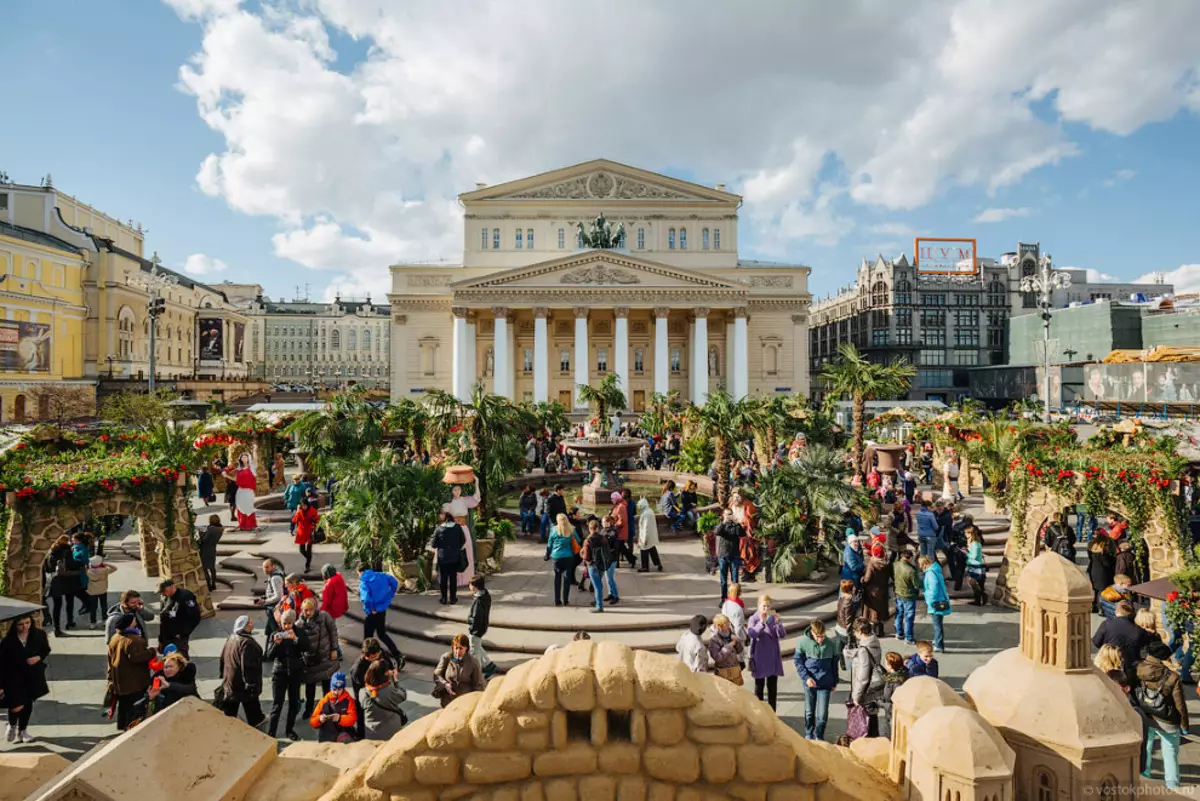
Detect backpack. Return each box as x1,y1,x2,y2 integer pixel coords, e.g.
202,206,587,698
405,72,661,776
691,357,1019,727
1135,681,1180,724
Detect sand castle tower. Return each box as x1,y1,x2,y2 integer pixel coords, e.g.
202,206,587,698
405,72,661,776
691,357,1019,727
906,706,1015,801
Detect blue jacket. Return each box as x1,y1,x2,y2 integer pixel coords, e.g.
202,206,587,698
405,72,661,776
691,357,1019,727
359,570,398,614
792,631,840,690
840,542,864,582
546,527,575,560
923,564,951,616
916,508,938,540
905,652,939,678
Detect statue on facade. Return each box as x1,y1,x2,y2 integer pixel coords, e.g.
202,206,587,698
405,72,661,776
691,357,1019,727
576,213,626,249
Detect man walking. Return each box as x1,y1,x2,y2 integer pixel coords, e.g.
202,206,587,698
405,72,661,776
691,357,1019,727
358,562,402,662
915,500,938,560
220,615,266,728
255,558,286,637
158,579,201,658
467,575,497,679
892,549,919,644
793,619,840,740
713,510,745,605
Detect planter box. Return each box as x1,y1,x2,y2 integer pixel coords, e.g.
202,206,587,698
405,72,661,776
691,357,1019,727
393,557,432,588
789,555,818,582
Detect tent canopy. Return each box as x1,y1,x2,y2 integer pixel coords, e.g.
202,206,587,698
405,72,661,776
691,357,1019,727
0,596,42,624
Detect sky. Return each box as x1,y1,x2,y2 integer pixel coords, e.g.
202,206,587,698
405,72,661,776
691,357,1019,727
3,0,1200,303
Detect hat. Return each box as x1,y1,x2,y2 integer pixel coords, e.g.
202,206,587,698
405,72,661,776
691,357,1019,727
1147,641,1174,661
869,525,881,536
157,578,175,591
610,491,622,505
870,545,885,558
330,671,347,690
163,643,178,656
233,615,251,634
89,555,104,568
115,612,139,633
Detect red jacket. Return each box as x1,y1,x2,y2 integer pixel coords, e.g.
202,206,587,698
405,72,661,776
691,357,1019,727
293,506,319,545
321,572,349,619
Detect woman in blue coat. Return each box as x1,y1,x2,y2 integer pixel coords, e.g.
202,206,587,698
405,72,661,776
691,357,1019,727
920,554,951,652
840,534,865,588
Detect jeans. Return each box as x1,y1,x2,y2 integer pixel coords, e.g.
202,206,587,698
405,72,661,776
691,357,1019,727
755,676,778,711
469,632,492,669
7,702,32,730
803,686,831,740
520,510,536,535
1167,625,1195,681
1077,513,1096,543
894,598,916,642
539,514,550,542
553,557,574,605
363,610,401,659
930,614,945,651
605,563,620,601
718,556,740,603
667,510,684,531
438,558,458,603
265,604,279,638
269,676,302,736
88,592,107,624
918,537,935,560
1144,727,1181,788
588,566,605,610
202,557,218,590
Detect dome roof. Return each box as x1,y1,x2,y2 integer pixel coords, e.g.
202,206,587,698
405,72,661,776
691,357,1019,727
1018,551,1094,603
891,676,968,720
909,706,1015,780
964,648,1143,752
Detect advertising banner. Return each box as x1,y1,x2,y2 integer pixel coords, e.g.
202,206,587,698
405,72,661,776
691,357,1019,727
1082,363,1200,404
0,320,51,372
198,318,224,360
915,237,978,276
233,323,245,363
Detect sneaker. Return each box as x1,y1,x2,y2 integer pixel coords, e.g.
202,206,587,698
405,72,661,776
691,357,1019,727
483,663,497,679
90,621,101,630
5,724,15,742
286,730,300,742
604,595,615,603
591,607,603,613
19,730,34,743
609,597,619,605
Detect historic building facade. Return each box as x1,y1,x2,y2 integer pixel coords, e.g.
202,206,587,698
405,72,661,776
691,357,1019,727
387,160,811,409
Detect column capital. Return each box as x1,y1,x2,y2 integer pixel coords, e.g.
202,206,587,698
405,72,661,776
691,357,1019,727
734,307,749,319
491,306,509,318
613,307,630,319
452,307,469,319
573,307,590,319
693,307,711,319
533,307,549,319
653,307,671,319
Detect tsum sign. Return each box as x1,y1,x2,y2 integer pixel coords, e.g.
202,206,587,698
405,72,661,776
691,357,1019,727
914,237,978,276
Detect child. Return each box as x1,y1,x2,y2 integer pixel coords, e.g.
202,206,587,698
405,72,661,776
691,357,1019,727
905,640,939,678
1100,574,1134,619
86,555,118,630
879,651,910,738
467,575,497,679
310,671,359,742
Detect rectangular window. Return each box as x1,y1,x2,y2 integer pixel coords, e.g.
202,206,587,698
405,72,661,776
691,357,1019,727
527,228,534,249
636,228,645,249
954,310,979,327
523,348,533,373
515,229,523,249
954,328,980,347
922,328,946,346
918,369,953,387
493,229,500,249
872,329,890,346
670,347,682,372
920,349,946,366
558,228,565,249
987,328,1004,348
919,309,946,328
481,227,488,249
952,350,979,366
559,350,570,372
713,228,720,249
896,327,913,345
597,347,608,372
871,310,890,328
896,309,912,327
895,292,911,306
633,347,645,372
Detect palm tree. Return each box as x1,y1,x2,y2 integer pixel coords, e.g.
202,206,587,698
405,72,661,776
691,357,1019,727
286,388,385,477
576,373,628,429
684,389,761,505
964,417,1027,507
425,383,537,520
640,391,682,438
384,398,431,457
820,343,915,479
519,401,570,439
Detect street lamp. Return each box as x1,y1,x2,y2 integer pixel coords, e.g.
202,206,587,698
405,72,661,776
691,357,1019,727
1019,255,1071,424
129,252,177,393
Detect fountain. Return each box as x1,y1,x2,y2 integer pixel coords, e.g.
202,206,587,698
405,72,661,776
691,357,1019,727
562,436,644,506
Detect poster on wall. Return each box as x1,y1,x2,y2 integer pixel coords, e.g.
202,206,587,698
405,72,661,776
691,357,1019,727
0,321,52,372
233,323,245,363
198,318,223,360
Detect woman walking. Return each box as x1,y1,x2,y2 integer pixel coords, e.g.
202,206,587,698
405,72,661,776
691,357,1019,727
292,496,320,574
433,634,485,709
547,513,576,606
265,609,308,740
297,598,340,719
518,485,538,537
1,614,51,743
636,498,662,572
106,612,154,731
859,545,891,636
198,514,223,592
920,555,952,652
965,526,988,606
746,595,786,710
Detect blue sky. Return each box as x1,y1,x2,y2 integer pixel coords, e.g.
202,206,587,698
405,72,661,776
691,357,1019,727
3,0,1199,302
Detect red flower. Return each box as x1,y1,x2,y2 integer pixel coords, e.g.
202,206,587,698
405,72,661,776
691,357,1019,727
140,451,148,458
100,434,110,442
15,443,26,450
15,487,36,499
1167,591,1180,603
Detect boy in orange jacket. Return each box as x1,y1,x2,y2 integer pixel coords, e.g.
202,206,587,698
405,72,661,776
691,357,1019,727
310,671,358,742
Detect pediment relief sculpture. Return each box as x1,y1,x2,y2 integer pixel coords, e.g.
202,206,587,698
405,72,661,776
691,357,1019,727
508,171,692,201
560,265,642,285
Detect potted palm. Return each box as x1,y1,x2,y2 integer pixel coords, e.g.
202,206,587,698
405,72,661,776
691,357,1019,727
820,344,914,480
576,373,628,434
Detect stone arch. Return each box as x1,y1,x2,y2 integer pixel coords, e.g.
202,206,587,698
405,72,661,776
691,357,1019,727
993,486,1186,606
3,481,214,620
331,641,903,801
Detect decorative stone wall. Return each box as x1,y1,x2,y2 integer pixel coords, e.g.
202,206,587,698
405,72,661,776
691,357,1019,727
992,487,1185,607
323,640,903,801
3,478,215,620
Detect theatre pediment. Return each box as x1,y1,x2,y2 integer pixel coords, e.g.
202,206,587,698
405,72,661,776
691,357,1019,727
459,159,740,204
450,252,745,292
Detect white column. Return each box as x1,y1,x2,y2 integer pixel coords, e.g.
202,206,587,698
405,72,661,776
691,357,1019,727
733,307,749,399
492,307,510,398
533,307,549,403
725,315,735,393
452,307,470,400
466,316,477,390
573,307,589,409
614,307,629,409
691,308,710,404
793,311,810,397
654,307,669,397
506,311,517,399
389,313,406,402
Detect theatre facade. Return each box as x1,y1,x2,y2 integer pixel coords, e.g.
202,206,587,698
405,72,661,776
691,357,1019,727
388,160,811,410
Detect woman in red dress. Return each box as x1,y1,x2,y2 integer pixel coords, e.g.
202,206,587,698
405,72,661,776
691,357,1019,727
224,454,259,531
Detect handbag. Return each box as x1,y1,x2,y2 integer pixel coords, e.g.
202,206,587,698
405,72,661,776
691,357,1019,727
932,600,951,613
211,684,227,708
846,702,871,740
457,548,470,574
715,664,744,686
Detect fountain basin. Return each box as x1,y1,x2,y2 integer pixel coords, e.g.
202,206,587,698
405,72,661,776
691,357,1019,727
562,436,644,506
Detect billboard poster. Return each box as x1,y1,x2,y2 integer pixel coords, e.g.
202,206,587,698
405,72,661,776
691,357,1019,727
1081,363,1200,404
915,237,978,276
0,320,52,372
233,323,245,363
198,318,224,360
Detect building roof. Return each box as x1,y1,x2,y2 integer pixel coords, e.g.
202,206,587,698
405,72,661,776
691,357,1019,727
909,706,1015,781
92,237,231,302
1017,551,1094,602
0,220,85,257
262,299,389,315
891,676,968,720
1103,346,1200,364
737,259,810,270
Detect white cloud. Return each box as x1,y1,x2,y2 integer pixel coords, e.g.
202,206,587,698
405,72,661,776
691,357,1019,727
182,253,228,275
870,222,918,238
1085,268,1117,283
973,207,1032,223
167,0,1200,292
1102,168,1137,187
1137,265,1200,294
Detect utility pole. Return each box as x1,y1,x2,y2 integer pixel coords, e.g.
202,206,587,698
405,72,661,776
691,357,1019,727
132,252,177,395
1020,255,1071,424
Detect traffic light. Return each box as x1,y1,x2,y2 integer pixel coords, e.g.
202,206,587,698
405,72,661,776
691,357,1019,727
147,297,166,318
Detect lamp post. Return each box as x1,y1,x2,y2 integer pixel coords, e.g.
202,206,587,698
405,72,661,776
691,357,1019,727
129,252,177,394
1019,255,1071,424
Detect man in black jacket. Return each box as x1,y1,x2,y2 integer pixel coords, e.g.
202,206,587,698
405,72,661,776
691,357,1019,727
1093,600,1157,685
158,579,201,657
547,485,568,522
714,510,745,605
432,512,467,605
467,575,496,678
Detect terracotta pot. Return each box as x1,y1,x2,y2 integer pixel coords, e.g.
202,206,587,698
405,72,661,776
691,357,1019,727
443,464,476,485
874,444,906,475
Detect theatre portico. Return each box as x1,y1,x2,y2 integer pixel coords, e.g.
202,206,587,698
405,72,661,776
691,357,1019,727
388,159,812,409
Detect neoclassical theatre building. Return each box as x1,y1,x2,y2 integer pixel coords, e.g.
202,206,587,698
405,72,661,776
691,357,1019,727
388,160,811,410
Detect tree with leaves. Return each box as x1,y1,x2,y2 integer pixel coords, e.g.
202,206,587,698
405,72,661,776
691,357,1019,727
820,343,914,479
25,385,95,425
641,391,683,438
684,389,760,505
98,389,181,428
384,398,431,458
964,417,1027,504
285,387,385,478
576,373,628,429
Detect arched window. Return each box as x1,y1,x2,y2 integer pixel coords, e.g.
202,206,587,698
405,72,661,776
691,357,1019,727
680,228,688,249
515,229,523,249
492,229,500,249
636,228,645,249
1034,768,1057,801
331,330,341,350
714,228,721,249
871,281,889,307
362,329,371,349
702,228,710,250
668,228,676,249
527,228,534,249
557,228,565,249
481,227,488,249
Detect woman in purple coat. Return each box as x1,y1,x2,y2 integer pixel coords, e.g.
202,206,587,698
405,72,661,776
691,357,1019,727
746,593,786,710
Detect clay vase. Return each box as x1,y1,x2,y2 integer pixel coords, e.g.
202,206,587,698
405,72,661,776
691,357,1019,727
875,444,906,476
443,464,476,485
